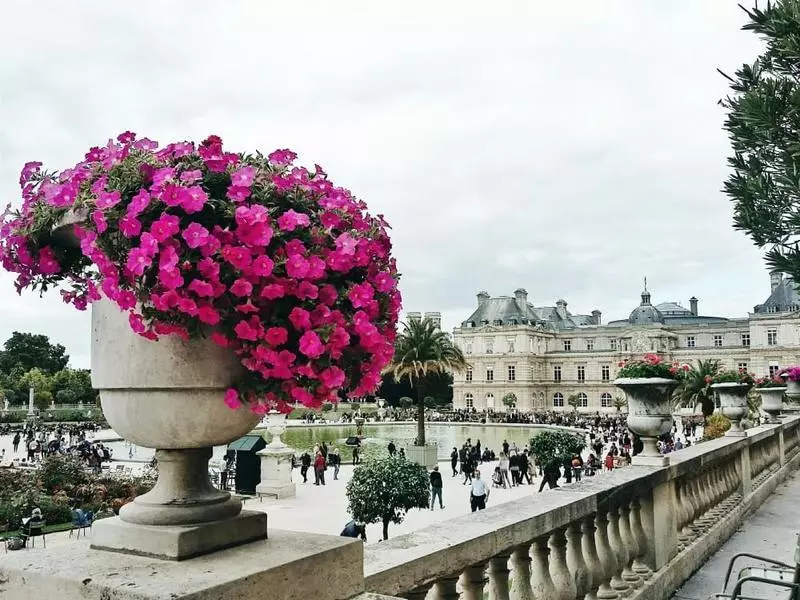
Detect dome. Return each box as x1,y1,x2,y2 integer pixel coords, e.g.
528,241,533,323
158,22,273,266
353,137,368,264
628,288,664,325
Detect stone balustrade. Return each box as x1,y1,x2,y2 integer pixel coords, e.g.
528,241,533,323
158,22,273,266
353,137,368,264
364,417,800,600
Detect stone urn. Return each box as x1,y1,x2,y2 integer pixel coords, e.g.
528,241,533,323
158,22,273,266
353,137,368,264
757,387,786,424
711,382,751,437
614,378,679,466
264,409,288,449
89,299,267,559
377,399,387,421
785,379,800,403
256,410,295,499
355,416,365,437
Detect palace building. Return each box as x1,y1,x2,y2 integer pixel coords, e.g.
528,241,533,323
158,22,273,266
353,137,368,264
451,272,800,413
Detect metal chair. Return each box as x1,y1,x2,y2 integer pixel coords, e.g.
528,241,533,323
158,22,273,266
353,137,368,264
714,534,800,599
23,518,46,548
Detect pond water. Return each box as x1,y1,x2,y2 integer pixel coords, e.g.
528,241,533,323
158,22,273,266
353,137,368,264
105,422,573,464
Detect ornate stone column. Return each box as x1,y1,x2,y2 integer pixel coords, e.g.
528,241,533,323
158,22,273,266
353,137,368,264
509,544,534,600
548,528,577,600
566,521,592,599
488,554,511,600
530,536,557,599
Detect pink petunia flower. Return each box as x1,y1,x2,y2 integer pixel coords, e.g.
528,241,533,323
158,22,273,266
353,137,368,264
277,209,311,232
298,331,324,358
224,388,242,409
182,223,211,249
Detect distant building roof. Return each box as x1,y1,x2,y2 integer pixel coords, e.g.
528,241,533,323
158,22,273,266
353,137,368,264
462,294,595,331
754,277,800,314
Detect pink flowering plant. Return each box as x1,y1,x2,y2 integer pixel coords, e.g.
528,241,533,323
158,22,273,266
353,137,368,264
779,366,800,382
0,133,401,414
709,369,755,386
616,353,690,379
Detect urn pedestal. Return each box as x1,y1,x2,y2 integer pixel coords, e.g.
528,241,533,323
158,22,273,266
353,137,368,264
404,443,439,469
614,378,679,466
89,299,268,560
712,382,751,437
255,411,296,499
757,387,786,424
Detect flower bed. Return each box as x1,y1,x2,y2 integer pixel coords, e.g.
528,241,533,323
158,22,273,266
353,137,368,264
616,353,689,379
0,133,401,413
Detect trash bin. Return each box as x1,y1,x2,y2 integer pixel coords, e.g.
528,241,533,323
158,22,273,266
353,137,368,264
227,435,266,495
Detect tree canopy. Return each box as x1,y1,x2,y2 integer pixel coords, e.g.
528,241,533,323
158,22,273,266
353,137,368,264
529,430,586,468
0,332,69,375
721,1,800,279
384,318,468,445
345,455,430,540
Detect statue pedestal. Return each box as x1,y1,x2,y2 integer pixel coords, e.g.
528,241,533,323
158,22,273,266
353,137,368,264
256,446,296,499
404,443,438,469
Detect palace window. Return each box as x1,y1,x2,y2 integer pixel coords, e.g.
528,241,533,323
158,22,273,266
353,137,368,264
507,365,516,381
769,363,780,378
507,337,515,353
601,365,610,382
486,368,494,382
553,392,564,408
466,343,473,354
553,365,562,383
465,367,473,383
465,393,473,410
578,392,588,408
610,338,618,351
486,339,494,354
601,392,613,408
586,339,594,351
768,329,778,346
686,336,696,348
713,334,723,348
737,362,748,373
563,340,572,352
577,365,586,383
486,393,495,408
741,333,750,348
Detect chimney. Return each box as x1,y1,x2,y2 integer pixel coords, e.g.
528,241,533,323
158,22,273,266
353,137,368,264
591,309,602,325
689,297,698,317
423,311,441,329
555,299,568,320
771,270,783,293
477,290,490,307
514,288,528,310
407,312,421,323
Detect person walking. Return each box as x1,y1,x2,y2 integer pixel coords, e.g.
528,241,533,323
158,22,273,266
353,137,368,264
352,438,361,465
314,451,326,485
498,452,512,488
12,432,20,454
300,451,311,483
387,441,396,456
469,470,489,512
429,466,444,510
330,447,341,480
462,452,473,485
450,447,459,477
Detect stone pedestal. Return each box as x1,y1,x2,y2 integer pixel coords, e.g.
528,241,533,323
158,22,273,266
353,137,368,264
256,446,296,499
91,510,268,560
404,443,438,469
0,529,363,600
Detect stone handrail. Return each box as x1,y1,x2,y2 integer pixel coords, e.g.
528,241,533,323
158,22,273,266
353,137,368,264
363,416,800,600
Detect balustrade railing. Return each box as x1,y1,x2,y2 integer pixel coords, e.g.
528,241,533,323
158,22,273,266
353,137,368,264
363,417,800,600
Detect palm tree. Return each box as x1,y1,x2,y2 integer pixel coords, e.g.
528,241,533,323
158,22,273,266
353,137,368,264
384,318,469,446
673,359,721,420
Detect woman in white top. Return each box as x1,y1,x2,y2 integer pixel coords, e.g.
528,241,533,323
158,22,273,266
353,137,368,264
498,453,512,488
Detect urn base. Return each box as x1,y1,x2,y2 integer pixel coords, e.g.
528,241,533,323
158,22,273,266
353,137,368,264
631,454,669,467
91,510,268,560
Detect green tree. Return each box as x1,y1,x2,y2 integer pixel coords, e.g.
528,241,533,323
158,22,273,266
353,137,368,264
384,318,468,446
398,397,414,410
673,359,721,419
613,396,628,412
721,1,800,279
345,455,430,540
502,392,517,410
529,431,586,469
0,332,69,375
567,393,580,412
51,368,95,405
19,368,53,410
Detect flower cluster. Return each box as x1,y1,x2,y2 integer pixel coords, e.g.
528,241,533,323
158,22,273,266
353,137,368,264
754,376,785,389
616,353,689,379
779,365,800,382
0,133,401,413
709,369,755,386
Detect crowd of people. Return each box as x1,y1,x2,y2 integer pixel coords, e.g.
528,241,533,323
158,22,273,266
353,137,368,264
0,422,113,471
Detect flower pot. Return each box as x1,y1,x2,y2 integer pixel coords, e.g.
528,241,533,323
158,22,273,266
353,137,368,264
786,380,800,404
614,378,679,464
91,299,260,526
711,382,751,437
756,387,785,424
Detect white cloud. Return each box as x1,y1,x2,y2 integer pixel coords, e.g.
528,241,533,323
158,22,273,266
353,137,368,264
0,0,771,366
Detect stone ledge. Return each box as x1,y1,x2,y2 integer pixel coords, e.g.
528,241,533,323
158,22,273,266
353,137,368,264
0,529,363,600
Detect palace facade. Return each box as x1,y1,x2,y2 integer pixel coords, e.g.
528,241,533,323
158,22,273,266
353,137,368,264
451,272,800,413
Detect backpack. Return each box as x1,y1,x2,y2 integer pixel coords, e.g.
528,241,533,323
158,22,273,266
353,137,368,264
6,537,24,551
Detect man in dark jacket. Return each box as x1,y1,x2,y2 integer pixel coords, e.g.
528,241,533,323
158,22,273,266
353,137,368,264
300,452,311,483
340,520,366,541
429,466,444,510
450,447,459,477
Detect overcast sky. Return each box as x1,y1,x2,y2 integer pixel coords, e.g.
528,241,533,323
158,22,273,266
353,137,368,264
0,1,769,368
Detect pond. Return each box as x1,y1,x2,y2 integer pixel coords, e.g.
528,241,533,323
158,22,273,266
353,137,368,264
104,422,574,464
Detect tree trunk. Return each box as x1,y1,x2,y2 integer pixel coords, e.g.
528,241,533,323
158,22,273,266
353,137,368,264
416,380,426,447
382,515,390,540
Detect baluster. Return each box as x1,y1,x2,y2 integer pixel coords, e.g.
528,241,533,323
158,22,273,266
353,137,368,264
581,516,602,600
594,512,620,599
675,481,692,547
461,564,487,600
549,528,577,600
509,544,534,600
630,499,653,580
606,507,633,597
405,584,433,600
618,505,642,589
488,554,511,600
432,575,460,600
689,477,704,534
566,521,591,600
530,536,557,599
